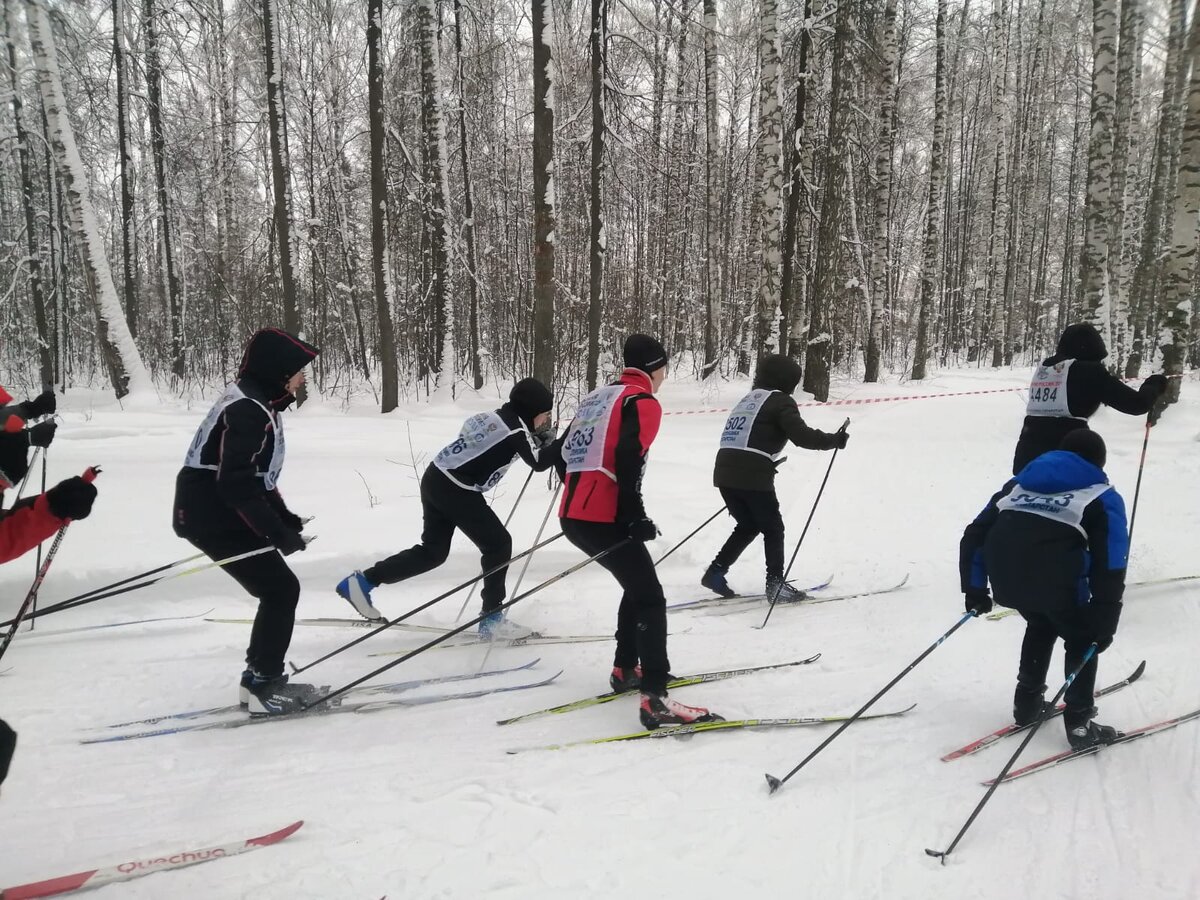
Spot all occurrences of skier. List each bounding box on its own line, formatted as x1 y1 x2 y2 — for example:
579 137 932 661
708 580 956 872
960 429 1127 750
0 387 96 564
172 328 319 715
557 334 720 728
336 378 558 639
701 353 848 601
1011 322 1167 474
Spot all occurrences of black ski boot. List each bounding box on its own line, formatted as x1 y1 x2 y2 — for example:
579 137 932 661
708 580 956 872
701 563 737 599
246 672 322 717
1064 706 1123 750
1013 682 1049 726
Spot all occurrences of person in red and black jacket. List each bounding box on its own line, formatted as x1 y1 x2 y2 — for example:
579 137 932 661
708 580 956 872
173 328 319 716
557 334 723 730
0 386 96 565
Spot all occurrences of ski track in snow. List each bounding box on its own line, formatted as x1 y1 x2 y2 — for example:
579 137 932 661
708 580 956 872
2 368 1199 898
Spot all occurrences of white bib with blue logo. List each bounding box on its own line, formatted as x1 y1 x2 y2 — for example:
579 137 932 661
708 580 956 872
433 411 518 491
719 389 779 459
1026 360 1081 418
562 385 627 479
183 384 285 490
996 482 1112 537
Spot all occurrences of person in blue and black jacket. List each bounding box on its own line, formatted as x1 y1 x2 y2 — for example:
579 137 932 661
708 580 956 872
959 429 1128 750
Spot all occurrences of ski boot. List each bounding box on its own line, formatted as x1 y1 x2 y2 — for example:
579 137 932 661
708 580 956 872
245 672 323 717
479 611 535 641
1013 682 1049 727
1065 707 1123 750
336 571 384 622
766 576 807 603
701 563 737 599
639 692 724 730
610 664 643 693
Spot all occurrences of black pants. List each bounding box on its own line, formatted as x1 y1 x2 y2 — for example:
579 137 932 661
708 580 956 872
560 518 670 694
1016 606 1099 723
183 528 300 679
713 486 785 579
364 466 513 614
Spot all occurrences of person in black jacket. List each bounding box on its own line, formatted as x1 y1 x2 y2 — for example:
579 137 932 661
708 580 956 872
337 378 558 639
173 328 319 716
1011 323 1167 474
701 354 847 602
960 430 1128 750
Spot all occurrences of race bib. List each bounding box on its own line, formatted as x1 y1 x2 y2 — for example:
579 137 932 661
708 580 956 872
719 389 778 458
1026 360 1075 418
184 384 284 488
562 385 626 477
433 411 514 491
996 482 1112 536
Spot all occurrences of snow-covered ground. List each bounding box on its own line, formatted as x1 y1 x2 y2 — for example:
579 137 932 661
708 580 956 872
2 366 1198 899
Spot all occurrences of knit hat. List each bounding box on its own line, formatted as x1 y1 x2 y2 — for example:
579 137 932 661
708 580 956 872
509 378 553 428
1056 323 1108 362
753 354 802 394
623 334 668 374
1060 429 1107 469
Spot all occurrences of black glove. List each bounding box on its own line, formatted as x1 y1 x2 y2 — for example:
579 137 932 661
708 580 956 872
279 509 305 532
45 476 97 520
1142 374 1168 398
964 588 993 616
1088 601 1122 652
830 431 849 450
18 389 55 420
533 423 556 450
274 528 307 557
27 421 57 449
0 718 15 788
626 517 659 542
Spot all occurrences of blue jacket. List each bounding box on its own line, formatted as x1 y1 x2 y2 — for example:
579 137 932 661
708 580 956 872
960 451 1128 610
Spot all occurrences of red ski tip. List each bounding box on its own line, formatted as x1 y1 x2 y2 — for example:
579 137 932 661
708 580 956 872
247 820 304 847
765 774 783 794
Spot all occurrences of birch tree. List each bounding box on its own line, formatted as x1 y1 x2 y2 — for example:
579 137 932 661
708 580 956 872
453 0 483 390
702 0 719 377
367 0 398 411
866 0 898 382
262 0 301 337
24 0 149 396
586 0 607 390
756 0 784 358
531 0 555 388
112 0 138 343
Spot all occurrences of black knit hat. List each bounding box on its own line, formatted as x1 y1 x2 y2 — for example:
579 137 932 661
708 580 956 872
0 431 29 489
1061 429 1107 469
623 334 668 374
509 378 553 428
1056 323 1108 362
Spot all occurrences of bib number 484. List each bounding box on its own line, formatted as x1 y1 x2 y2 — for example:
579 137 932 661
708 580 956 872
1030 386 1058 403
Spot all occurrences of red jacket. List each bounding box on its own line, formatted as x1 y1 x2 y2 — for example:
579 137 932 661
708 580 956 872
0 494 64 565
559 369 661 523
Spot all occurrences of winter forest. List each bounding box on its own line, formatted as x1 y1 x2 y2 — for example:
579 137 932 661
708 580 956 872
1 0 1198 412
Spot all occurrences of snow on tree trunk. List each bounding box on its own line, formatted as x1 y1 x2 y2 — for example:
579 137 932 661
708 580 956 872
367 0 398 412
1127 0 1188 377
1156 0 1200 411
912 0 947 380
986 1 1011 368
866 0 898 382
415 0 454 396
452 0 483 391
756 0 784 359
804 0 854 401
1108 0 1142 369
1078 0 1119 341
113 0 138 343
586 0 607 391
531 0 556 389
24 0 149 398
5 0 52 385
702 0 720 378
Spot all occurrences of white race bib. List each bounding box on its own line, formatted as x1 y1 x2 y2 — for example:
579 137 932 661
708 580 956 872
562 385 627 478
183 384 284 489
719 389 778 458
433 411 517 491
1026 360 1078 418
996 482 1112 537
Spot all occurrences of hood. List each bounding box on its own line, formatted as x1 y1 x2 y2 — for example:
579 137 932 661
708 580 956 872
507 378 553 429
1053 323 1107 363
753 354 802 394
1015 450 1108 495
237 329 319 398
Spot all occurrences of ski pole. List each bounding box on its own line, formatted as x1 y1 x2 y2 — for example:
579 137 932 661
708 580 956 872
759 417 850 630
765 610 975 794
30 447 47 631
654 506 726 567
0 545 275 628
11 446 42 504
455 468 535 622
926 643 1099 864
1127 415 1152 549
0 466 98 663
288 532 566 676
506 477 561 607
304 538 630 712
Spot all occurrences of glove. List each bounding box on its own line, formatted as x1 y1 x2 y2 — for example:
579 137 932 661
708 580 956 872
274 528 307 557
27 421 57 449
964 588 993 616
1087 601 1122 652
1142 374 1168 398
45 476 98 520
533 422 556 450
626 517 659 543
18 389 55 420
279 509 305 532
831 431 849 450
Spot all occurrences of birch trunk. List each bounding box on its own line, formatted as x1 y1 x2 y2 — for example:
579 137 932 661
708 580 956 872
453 0 483 390
368 0 398 411
866 0 898 382
586 0 607 390
756 0 784 358
531 0 556 388
702 0 719 377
